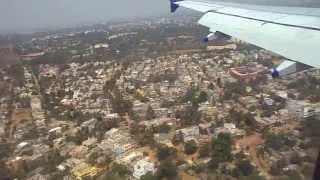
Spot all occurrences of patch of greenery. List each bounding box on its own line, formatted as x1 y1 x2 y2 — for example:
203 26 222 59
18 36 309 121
184 140 198 155
265 132 296 151
156 160 178 179
210 133 233 169
156 144 177 160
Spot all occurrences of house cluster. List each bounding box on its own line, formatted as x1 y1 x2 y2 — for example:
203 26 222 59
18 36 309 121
100 128 156 179
1 16 320 180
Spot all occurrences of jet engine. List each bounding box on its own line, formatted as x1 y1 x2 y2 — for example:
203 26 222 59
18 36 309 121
271 60 311 78
203 31 231 43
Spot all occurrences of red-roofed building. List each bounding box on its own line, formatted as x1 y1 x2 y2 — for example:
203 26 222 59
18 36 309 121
229 65 265 82
20 52 45 61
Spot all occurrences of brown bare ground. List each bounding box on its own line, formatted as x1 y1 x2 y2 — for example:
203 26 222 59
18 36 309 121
236 133 269 178
9 108 32 140
178 170 198 180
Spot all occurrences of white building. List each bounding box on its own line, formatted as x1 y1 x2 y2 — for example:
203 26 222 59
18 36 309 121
105 113 119 120
93 43 109 49
133 158 156 179
286 100 320 119
214 123 245 138
176 126 200 142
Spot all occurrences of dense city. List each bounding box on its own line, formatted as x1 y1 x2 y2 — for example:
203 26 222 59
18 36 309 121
0 15 320 180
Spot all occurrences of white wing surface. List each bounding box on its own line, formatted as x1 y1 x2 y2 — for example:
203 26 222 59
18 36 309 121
170 0 320 68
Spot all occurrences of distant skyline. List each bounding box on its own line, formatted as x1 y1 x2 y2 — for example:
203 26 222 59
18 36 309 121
1 0 320 34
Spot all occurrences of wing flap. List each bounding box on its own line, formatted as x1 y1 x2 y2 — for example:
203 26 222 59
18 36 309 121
276 15 320 29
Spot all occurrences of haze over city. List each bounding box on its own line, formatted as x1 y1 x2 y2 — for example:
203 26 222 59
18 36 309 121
1 0 320 33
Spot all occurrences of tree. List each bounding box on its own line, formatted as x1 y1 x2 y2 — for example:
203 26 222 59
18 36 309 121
192 164 206 174
129 122 142 135
86 150 99 165
0 160 11 180
146 105 156 120
199 143 211 158
172 131 184 145
286 170 303 180
110 90 133 116
161 99 175 108
290 152 302 165
265 133 284 151
270 158 287 176
243 113 257 129
140 172 157 180
111 163 130 176
175 105 201 126
156 160 178 179
236 160 254 176
136 130 155 146
191 91 208 106
235 151 247 160
217 78 222 88
157 123 171 133
211 133 233 164
287 75 320 101
208 83 215 90
265 132 296 151
184 140 198 155
96 155 112 167
301 163 314 178
45 149 64 172
303 115 320 137
222 81 246 101
239 173 266 180
103 174 124 180
198 91 208 103
180 87 197 103
157 144 176 160
228 109 256 130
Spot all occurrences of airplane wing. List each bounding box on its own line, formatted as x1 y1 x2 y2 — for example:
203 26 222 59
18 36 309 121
170 0 320 70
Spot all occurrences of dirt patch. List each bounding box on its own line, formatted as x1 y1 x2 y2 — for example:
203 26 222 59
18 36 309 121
236 134 269 177
9 108 32 140
178 170 198 180
0 45 19 66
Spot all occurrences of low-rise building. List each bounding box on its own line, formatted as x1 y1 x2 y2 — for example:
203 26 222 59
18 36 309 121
214 123 245 138
117 151 143 167
176 126 200 142
229 65 266 82
133 158 156 179
71 161 104 180
140 118 176 129
101 128 138 158
206 42 237 51
154 133 175 147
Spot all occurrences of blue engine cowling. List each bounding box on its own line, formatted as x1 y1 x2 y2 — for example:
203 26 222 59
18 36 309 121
271 60 311 78
271 68 280 78
203 31 231 43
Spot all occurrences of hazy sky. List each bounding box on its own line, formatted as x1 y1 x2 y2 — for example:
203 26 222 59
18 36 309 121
0 0 170 33
1 0 319 33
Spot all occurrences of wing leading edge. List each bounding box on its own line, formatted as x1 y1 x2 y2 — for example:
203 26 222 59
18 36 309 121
170 0 320 68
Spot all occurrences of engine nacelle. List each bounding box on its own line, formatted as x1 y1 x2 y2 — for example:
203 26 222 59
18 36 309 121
203 32 216 43
203 31 231 43
170 0 183 13
271 60 311 78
